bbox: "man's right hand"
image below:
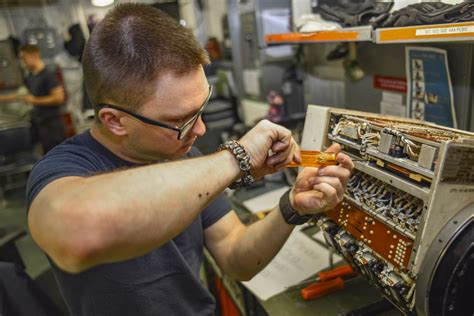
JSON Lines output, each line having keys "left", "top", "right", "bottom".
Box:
{"left": 238, "top": 120, "right": 301, "bottom": 180}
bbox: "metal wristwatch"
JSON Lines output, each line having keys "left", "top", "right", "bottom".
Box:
{"left": 279, "top": 189, "right": 312, "bottom": 225}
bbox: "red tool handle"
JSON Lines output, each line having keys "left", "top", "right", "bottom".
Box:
{"left": 318, "top": 265, "right": 354, "bottom": 282}
{"left": 300, "top": 277, "right": 345, "bottom": 301}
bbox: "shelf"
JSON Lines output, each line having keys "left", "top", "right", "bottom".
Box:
{"left": 265, "top": 26, "right": 373, "bottom": 44}
{"left": 352, "top": 160, "right": 430, "bottom": 203}
{"left": 375, "top": 21, "right": 474, "bottom": 44}
{"left": 325, "top": 137, "right": 431, "bottom": 202}
{"left": 328, "top": 134, "right": 361, "bottom": 151}
{"left": 328, "top": 134, "right": 435, "bottom": 179}
{"left": 365, "top": 149, "right": 434, "bottom": 179}
{"left": 266, "top": 22, "right": 474, "bottom": 45}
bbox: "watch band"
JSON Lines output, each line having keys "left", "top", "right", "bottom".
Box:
{"left": 279, "top": 189, "right": 312, "bottom": 225}
{"left": 218, "top": 140, "right": 254, "bottom": 190}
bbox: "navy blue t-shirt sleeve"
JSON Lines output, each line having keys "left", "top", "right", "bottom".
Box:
{"left": 187, "top": 147, "right": 232, "bottom": 229}
{"left": 26, "top": 145, "right": 102, "bottom": 209}
{"left": 201, "top": 194, "right": 232, "bottom": 229}
{"left": 43, "top": 71, "right": 61, "bottom": 92}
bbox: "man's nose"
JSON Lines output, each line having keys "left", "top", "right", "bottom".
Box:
{"left": 191, "top": 116, "right": 206, "bottom": 137}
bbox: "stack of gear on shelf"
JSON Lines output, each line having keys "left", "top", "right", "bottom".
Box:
{"left": 312, "top": 0, "right": 393, "bottom": 27}
{"left": 380, "top": 2, "right": 474, "bottom": 27}
{"left": 311, "top": 0, "right": 474, "bottom": 28}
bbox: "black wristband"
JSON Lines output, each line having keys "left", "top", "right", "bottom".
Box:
{"left": 218, "top": 140, "right": 254, "bottom": 190}
{"left": 279, "top": 189, "right": 312, "bottom": 225}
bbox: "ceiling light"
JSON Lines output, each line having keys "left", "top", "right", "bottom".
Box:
{"left": 91, "top": 0, "right": 114, "bottom": 7}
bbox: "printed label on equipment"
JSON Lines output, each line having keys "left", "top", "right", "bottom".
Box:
{"left": 441, "top": 146, "right": 474, "bottom": 184}
{"left": 415, "top": 26, "right": 474, "bottom": 37}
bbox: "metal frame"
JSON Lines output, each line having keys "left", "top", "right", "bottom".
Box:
{"left": 414, "top": 204, "right": 473, "bottom": 315}
{"left": 301, "top": 104, "right": 474, "bottom": 315}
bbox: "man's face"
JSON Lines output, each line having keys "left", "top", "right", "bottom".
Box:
{"left": 19, "top": 52, "right": 38, "bottom": 71}
{"left": 122, "top": 67, "right": 209, "bottom": 162}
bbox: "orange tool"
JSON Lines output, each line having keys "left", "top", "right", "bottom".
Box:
{"left": 285, "top": 150, "right": 337, "bottom": 168}
{"left": 317, "top": 264, "right": 354, "bottom": 282}
{"left": 300, "top": 265, "right": 355, "bottom": 300}
{"left": 301, "top": 277, "right": 345, "bottom": 301}
{"left": 286, "top": 265, "right": 355, "bottom": 291}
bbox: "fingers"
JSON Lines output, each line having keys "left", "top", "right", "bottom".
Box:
{"left": 313, "top": 176, "right": 344, "bottom": 201}
{"left": 336, "top": 152, "right": 354, "bottom": 172}
{"left": 293, "top": 167, "right": 319, "bottom": 193}
{"left": 325, "top": 143, "right": 342, "bottom": 154}
{"left": 319, "top": 165, "right": 351, "bottom": 186}
{"left": 326, "top": 144, "right": 354, "bottom": 172}
{"left": 312, "top": 182, "right": 339, "bottom": 209}
{"left": 239, "top": 120, "right": 295, "bottom": 174}
{"left": 293, "top": 190, "right": 325, "bottom": 212}
{"left": 294, "top": 182, "right": 339, "bottom": 213}
{"left": 292, "top": 167, "right": 346, "bottom": 215}
{"left": 267, "top": 139, "right": 301, "bottom": 170}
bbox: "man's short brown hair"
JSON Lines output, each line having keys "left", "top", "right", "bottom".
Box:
{"left": 83, "top": 3, "right": 210, "bottom": 113}
{"left": 19, "top": 44, "right": 40, "bottom": 55}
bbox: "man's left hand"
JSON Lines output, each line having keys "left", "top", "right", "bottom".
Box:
{"left": 289, "top": 143, "right": 354, "bottom": 216}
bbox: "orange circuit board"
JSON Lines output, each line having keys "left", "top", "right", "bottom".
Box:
{"left": 325, "top": 200, "right": 413, "bottom": 271}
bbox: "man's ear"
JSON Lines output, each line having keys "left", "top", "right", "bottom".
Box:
{"left": 98, "top": 108, "right": 129, "bottom": 136}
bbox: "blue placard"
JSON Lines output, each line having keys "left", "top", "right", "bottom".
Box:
{"left": 406, "top": 47, "right": 456, "bottom": 128}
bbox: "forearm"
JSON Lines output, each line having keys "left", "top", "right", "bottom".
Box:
{"left": 227, "top": 207, "right": 294, "bottom": 280}
{"left": 29, "top": 150, "right": 241, "bottom": 272}
{"left": 0, "top": 93, "right": 18, "bottom": 103}
{"left": 29, "top": 94, "right": 64, "bottom": 106}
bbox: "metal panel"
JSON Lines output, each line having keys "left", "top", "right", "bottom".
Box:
{"left": 300, "top": 104, "right": 330, "bottom": 151}
{"left": 227, "top": 0, "right": 244, "bottom": 99}
{"left": 0, "top": 40, "right": 22, "bottom": 89}
{"left": 305, "top": 105, "right": 474, "bottom": 314}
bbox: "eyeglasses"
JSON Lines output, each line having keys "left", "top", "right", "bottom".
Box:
{"left": 97, "top": 85, "right": 212, "bottom": 140}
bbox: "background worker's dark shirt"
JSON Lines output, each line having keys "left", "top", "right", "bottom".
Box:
{"left": 26, "top": 130, "right": 232, "bottom": 316}
{"left": 24, "top": 68, "right": 62, "bottom": 120}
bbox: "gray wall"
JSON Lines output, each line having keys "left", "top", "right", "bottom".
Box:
{"left": 301, "top": 42, "right": 473, "bottom": 132}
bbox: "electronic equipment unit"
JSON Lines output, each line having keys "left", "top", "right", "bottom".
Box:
{"left": 300, "top": 105, "right": 474, "bottom": 316}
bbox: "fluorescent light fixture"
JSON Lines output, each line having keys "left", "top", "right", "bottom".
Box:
{"left": 91, "top": 0, "right": 114, "bottom": 7}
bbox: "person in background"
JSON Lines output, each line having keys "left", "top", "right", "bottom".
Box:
{"left": 0, "top": 45, "right": 66, "bottom": 153}
{"left": 26, "top": 4, "right": 353, "bottom": 315}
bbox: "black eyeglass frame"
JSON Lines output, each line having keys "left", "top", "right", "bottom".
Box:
{"left": 97, "top": 85, "right": 213, "bottom": 140}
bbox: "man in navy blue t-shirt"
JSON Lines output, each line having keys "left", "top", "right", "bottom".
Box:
{"left": 0, "top": 44, "right": 66, "bottom": 153}
{"left": 26, "top": 4, "right": 354, "bottom": 316}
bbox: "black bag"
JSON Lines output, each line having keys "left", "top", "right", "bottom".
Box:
{"left": 313, "top": 0, "right": 393, "bottom": 27}
{"left": 381, "top": 2, "right": 474, "bottom": 28}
